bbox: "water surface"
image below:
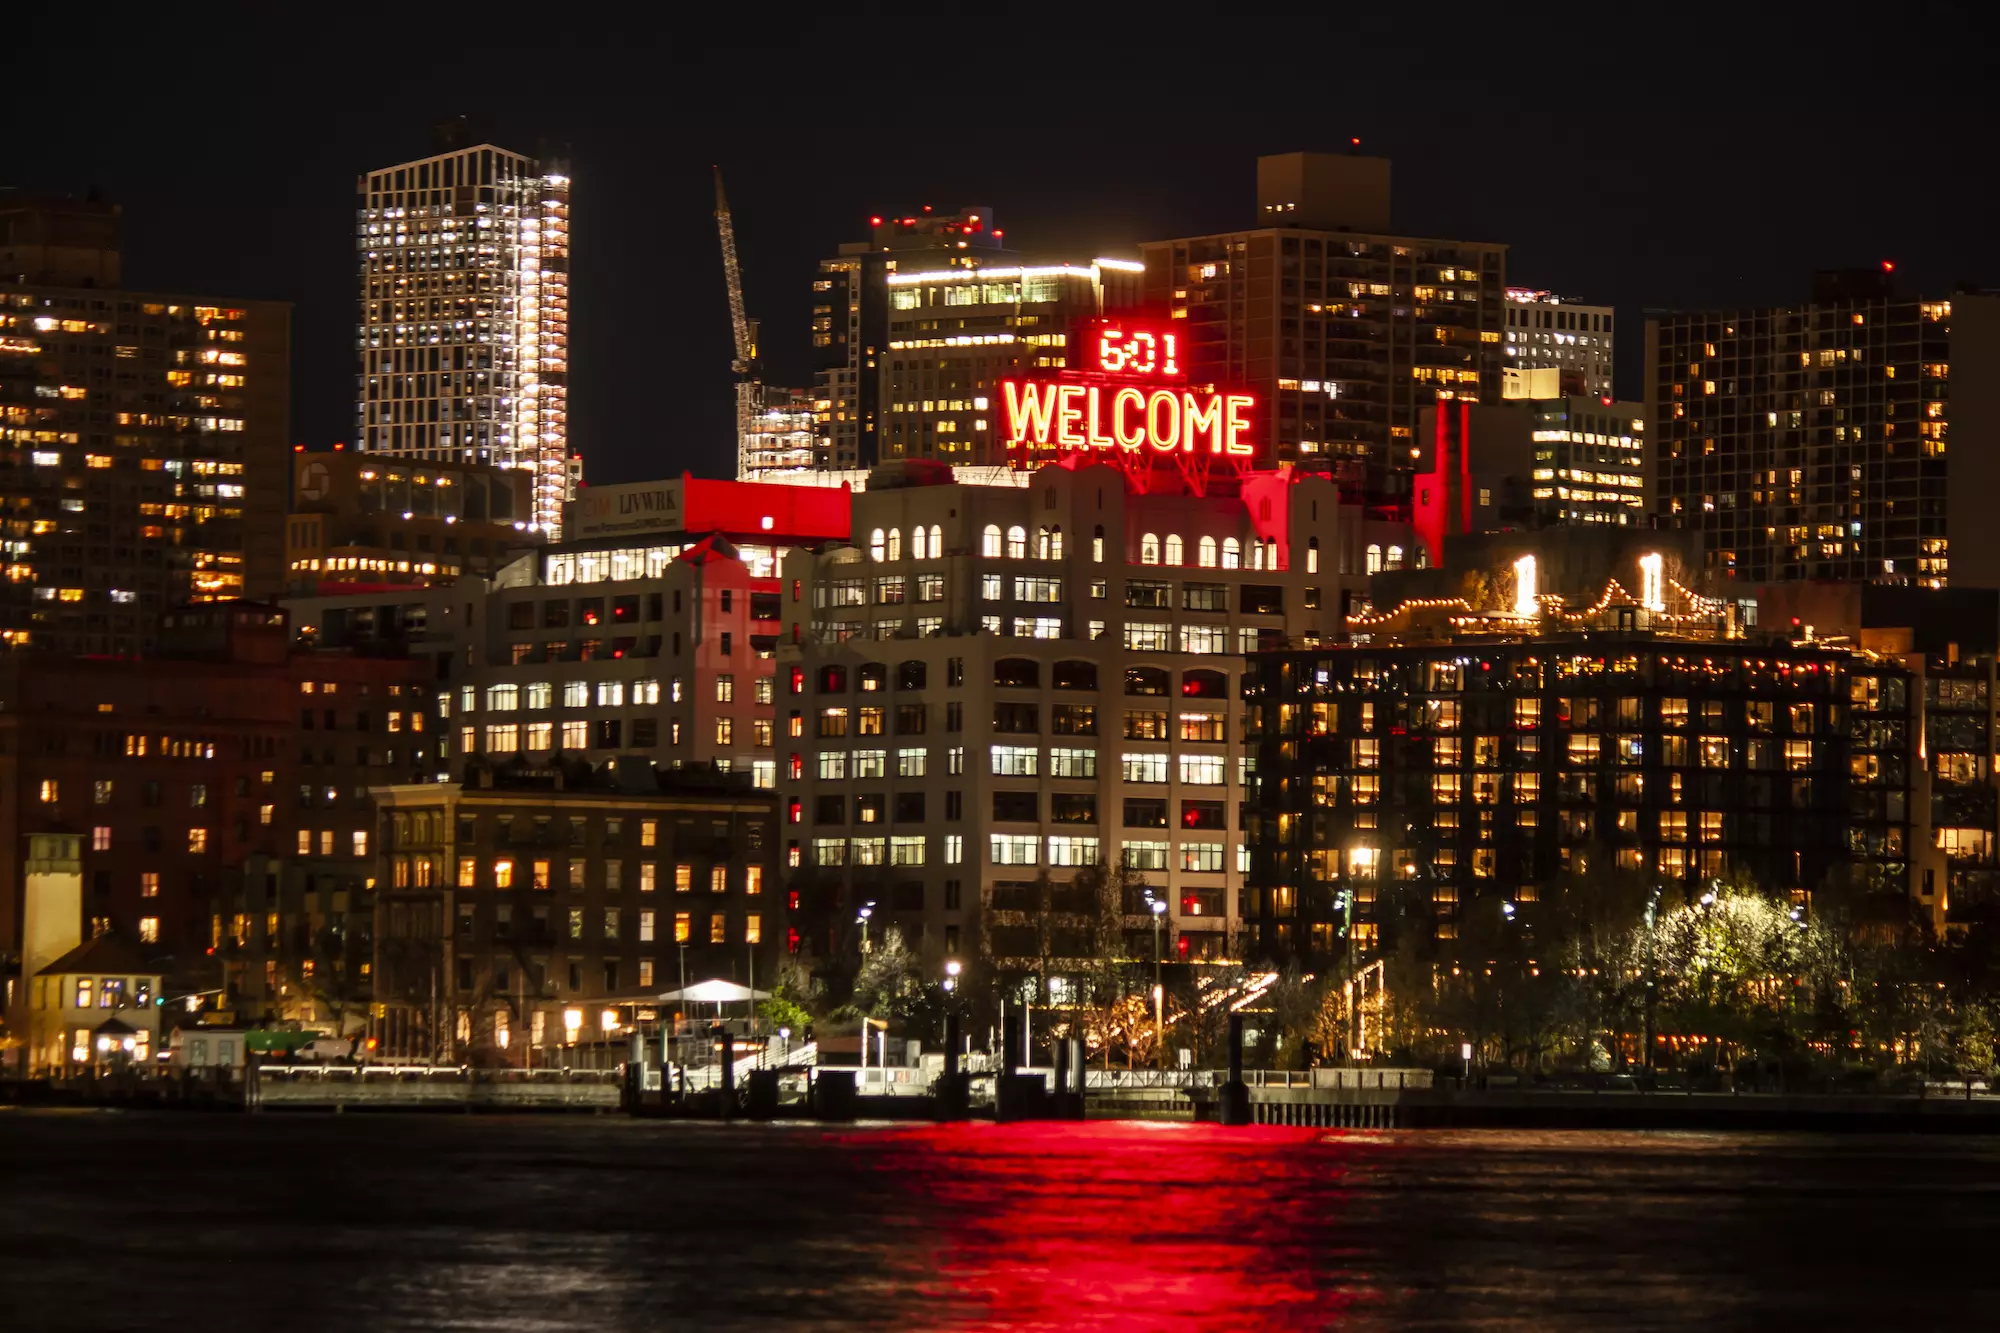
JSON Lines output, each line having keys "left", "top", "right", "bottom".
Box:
{"left": 1, "top": 1110, "right": 1992, "bottom": 1330}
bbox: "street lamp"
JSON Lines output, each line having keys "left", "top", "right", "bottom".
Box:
{"left": 943, "top": 958, "right": 962, "bottom": 993}
{"left": 1149, "top": 897, "right": 1167, "bottom": 1071}
{"left": 857, "top": 902, "right": 875, "bottom": 955}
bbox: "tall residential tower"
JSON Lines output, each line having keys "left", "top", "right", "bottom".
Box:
{"left": 1141, "top": 152, "right": 1508, "bottom": 503}
{"left": 356, "top": 129, "right": 572, "bottom": 534}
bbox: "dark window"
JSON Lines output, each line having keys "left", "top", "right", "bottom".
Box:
{"left": 897, "top": 660, "right": 928, "bottom": 691}
{"left": 817, "top": 665, "right": 847, "bottom": 692}
{"left": 508, "top": 602, "right": 535, "bottom": 630}
{"left": 994, "top": 658, "right": 1039, "bottom": 689}
{"left": 896, "top": 704, "right": 927, "bottom": 734}
{"left": 814, "top": 795, "right": 845, "bottom": 824}
{"left": 1123, "top": 798, "right": 1168, "bottom": 828}
{"left": 946, "top": 702, "right": 963, "bottom": 732}
{"left": 1182, "top": 669, "right": 1228, "bottom": 699}
{"left": 894, "top": 791, "right": 926, "bottom": 822}
{"left": 1181, "top": 800, "right": 1226, "bottom": 830}
{"left": 947, "top": 658, "right": 965, "bottom": 686}
{"left": 945, "top": 791, "right": 963, "bottom": 820}
{"left": 992, "top": 790, "right": 1038, "bottom": 822}
{"left": 1125, "top": 667, "right": 1168, "bottom": 697}
{"left": 1051, "top": 793, "right": 1097, "bottom": 824}
{"left": 1241, "top": 585, "right": 1284, "bottom": 615}
{"left": 993, "top": 703, "right": 1039, "bottom": 734}
{"left": 1052, "top": 660, "right": 1098, "bottom": 691}
{"left": 944, "top": 879, "right": 961, "bottom": 911}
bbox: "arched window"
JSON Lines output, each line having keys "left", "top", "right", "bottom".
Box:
{"left": 1366, "top": 543, "right": 1383, "bottom": 573}
{"left": 1006, "top": 525, "right": 1027, "bottom": 559}
{"left": 1265, "top": 538, "right": 1278, "bottom": 569}
{"left": 1182, "top": 668, "right": 1228, "bottom": 699}
{"left": 1386, "top": 544, "right": 1404, "bottom": 570}
{"left": 1048, "top": 525, "right": 1063, "bottom": 559}
{"left": 994, "top": 658, "right": 1040, "bottom": 689}
{"left": 982, "top": 524, "right": 1003, "bottom": 558}
{"left": 1306, "top": 536, "right": 1320, "bottom": 574}
{"left": 1140, "top": 533, "right": 1161, "bottom": 565}
{"left": 1092, "top": 525, "right": 1105, "bottom": 562}
{"left": 1222, "top": 537, "right": 1241, "bottom": 569}
{"left": 929, "top": 524, "right": 943, "bottom": 557}
{"left": 1250, "top": 541, "right": 1266, "bottom": 570}
{"left": 1124, "top": 666, "right": 1169, "bottom": 696}
{"left": 1198, "top": 535, "right": 1218, "bottom": 568}
{"left": 1052, "top": 660, "right": 1098, "bottom": 690}
{"left": 1164, "top": 534, "right": 1184, "bottom": 566}
{"left": 1414, "top": 545, "right": 1428, "bottom": 570}
{"left": 909, "top": 527, "right": 926, "bottom": 560}
{"left": 869, "top": 528, "right": 886, "bottom": 562}
{"left": 886, "top": 528, "right": 902, "bottom": 561}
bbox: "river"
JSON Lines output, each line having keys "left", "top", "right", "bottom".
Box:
{"left": 1, "top": 1111, "right": 1992, "bottom": 1330}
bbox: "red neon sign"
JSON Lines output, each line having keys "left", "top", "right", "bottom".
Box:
{"left": 1002, "top": 382, "right": 1254, "bottom": 457}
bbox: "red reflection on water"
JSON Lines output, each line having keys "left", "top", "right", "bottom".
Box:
{"left": 850, "top": 1121, "right": 1361, "bottom": 1330}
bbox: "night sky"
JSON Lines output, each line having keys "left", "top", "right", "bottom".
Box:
{"left": 10, "top": 11, "right": 1993, "bottom": 486}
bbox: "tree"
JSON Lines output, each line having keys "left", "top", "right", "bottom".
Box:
{"left": 1952, "top": 1003, "right": 1995, "bottom": 1099}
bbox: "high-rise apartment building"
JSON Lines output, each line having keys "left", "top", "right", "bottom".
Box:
{"left": 882, "top": 259, "right": 1142, "bottom": 470}
{"left": 1646, "top": 271, "right": 2000, "bottom": 588}
{"left": 1504, "top": 288, "right": 1614, "bottom": 398}
{"left": 1141, "top": 153, "right": 1508, "bottom": 500}
{"left": 810, "top": 207, "right": 1006, "bottom": 475}
{"left": 356, "top": 130, "right": 572, "bottom": 535}
{"left": 0, "top": 196, "right": 291, "bottom": 653}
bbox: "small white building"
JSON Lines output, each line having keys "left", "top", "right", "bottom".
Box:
{"left": 26, "top": 934, "right": 165, "bottom": 1077}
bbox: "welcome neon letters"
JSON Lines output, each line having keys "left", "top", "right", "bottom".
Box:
{"left": 1002, "top": 381, "right": 1256, "bottom": 457}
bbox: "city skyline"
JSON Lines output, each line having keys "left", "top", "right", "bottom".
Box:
{"left": 7, "top": 16, "right": 1995, "bottom": 489}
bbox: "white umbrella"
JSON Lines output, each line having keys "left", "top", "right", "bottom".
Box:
{"left": 659, "top": 979, "right": 770, "bottom": 1004}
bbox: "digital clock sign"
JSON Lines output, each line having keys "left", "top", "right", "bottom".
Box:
{"left": 1086, "top": 319, "right": 1183, "bottom": 379}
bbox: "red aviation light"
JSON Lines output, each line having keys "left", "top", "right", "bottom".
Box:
{"left": 869, "top": 215, "right": 883, "bottom": 226}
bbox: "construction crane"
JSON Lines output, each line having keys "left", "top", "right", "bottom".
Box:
{"left": 712, "top": 166, "right": 761, "bottom": 480}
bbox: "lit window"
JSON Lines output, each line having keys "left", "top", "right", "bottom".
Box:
{"left": 92, "top": 827, "right": 111, "bottom": 852}
{"left": 187, "top": 828, "right": 209, "bottom": 853}
{"left": 352, "top": 831, "right": 369, "bottom": 857}
{"left": 38, "top": 780, "right": 57, "bottom": 804}
{"left": 139, "top": 917, "right": 160, "bottom": 944}
{"left": 494, "top": 859, "right": 515, "bottom": 889}
{"left": 711, "top": 865, "right": 728, "bottom": 893}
